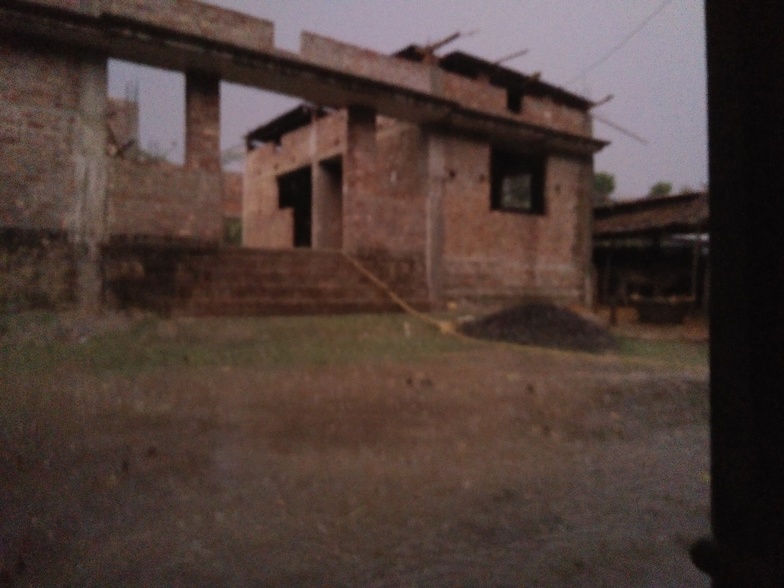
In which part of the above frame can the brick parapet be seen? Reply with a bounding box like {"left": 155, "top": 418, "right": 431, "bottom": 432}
{"left": 26, "top": 0, "right": 275, "bottom": 52}
{"left": 301, "top": 32, "right": 432, "bottom": 94}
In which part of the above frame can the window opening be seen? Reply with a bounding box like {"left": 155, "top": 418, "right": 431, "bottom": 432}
{"left": 490, "top": 149, "right": 545, "bottom": 214}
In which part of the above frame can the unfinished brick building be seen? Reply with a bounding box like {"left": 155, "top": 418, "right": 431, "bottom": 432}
{"left": 244, "top": 47, "right": 603, "bottom": 306}
{"left": 0, "top": 0, "right": 606, "bottom": 315}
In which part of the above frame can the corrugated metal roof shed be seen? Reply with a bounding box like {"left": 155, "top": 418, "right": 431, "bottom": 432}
{"left": 594, "top": 192, "right": 709, "bottom": 238}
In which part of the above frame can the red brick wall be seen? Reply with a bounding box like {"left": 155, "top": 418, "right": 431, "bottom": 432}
{"left": 108, "top": 159, "right": 222, "bottom": 241}
{"left": 436, "top": 71, "right": 507, "bottom": 114}
{"left": 21, "top": 1, "right": 275, "bottom": 51}
{"left": 0, "top": 40, "right": 80, "bottom": 231}
{"left": 439, "top": 135, "right": 590, "bottom": 303}
{"left": 301, "top": 33, "right": 432, "bottom": 94}
{"left": 352, "top": 118, "right": 428, "bottom": 254}
{"left": 185, "top": 72, "right": 221, "bottom": 173}
{"left": 520, "top": 95, "right": 591, "bottom": 137}
{"left": 243, "top": 111, "right": 347, "bottom": 248}
{"left": 243, "top": 111, "right": 592, "bottom": 304}
{"left": 222, "top": 172, "right": 242, "bottom": 218}
{"left": 0, "top": 229, "right": 76, "bottom": 311}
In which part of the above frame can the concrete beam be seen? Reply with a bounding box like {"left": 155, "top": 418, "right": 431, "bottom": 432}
{"left": 0, "top": 0, "right": 606, "bottom": 157}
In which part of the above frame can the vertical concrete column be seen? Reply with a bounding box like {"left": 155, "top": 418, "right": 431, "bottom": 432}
{"left": 343, "top": 106, "right": 377, "bottom": 253}
{"left": 575, "top": 155, "right": 594, "bottom": 306}
{"left": 690, "top": 4, "right": 784, "bottom": 587}
{"left": 185, "top": 71, "right": 221, "bottom": 173}
{"left": 73, "top": 52, "right": 108, "bottom": 311}
{"left": 425, "top": 131, "right": 446, "bottom": 307}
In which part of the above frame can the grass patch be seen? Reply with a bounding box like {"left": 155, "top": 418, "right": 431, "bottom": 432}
{"left": 616, "top": 337, "right": 708, "bottom": 368}
{"left": 0, "top": 311, "right": 710, "bottom": 376}
{"left": 0, "top": 312, "right": 477, "bottom": 375}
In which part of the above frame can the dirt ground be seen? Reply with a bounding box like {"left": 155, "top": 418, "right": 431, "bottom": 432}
{"left": 0, "top": 312, "right": 710, "bottom": 587}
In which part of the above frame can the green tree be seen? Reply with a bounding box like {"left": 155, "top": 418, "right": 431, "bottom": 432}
{"left": 648, "top": 181, "right": 673, "bottom": 197}
{"left": 593, "top": 172, "right": 616, "bottom": 205}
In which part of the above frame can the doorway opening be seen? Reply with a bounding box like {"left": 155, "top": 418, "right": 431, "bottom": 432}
{"left": 277, "top": 166, "right": 312, "bottom": 247}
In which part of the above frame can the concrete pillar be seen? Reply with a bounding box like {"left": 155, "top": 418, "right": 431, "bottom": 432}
{"left": 185, "top": 71, "right": 221, "bottom": 173}
{"left": 690, "top": 3, "right": 784, "bottom": 586}
{"left": 312, "top": 160, "right": 343, "bottom": 249}
{"left": 425, "top": 131, "right": 446, "bottom": 307}
{"left": 343, "top": 106, "right": 377, "bottom": 253}
{"left": 72, "top": 52, "right": 108, "bottom": 311}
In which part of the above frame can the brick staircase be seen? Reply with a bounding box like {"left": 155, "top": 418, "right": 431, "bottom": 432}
{"left": 103, "top": 244, "right": 430, "bottom": 316}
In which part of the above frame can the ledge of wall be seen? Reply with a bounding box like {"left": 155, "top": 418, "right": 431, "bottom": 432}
{"left": 301, "top": 32, "right": 433, "bottom": 95}
{"left": 20, "top": 0, "right": 275, "bottom": 52}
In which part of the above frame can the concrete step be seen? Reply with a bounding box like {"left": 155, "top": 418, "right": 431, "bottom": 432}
{"left": 104, "top": 245, "right": 430, "bottom": 317}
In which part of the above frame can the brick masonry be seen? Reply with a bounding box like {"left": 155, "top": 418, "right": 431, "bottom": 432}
{"left": 32, "top": 1, "right": 275, "bottom": 53}
{"left": 0, "top": 228, "right": 76, "bottom": 311}
{"left": 439, "top": 139, "right": 592, "bottom": 303}
{"left": 299, "top": 32, "right": 592, "bottom": 139}
{"left": 103, "top": 0, "right": 274, "bottom": 53}
{"left": 222, "top": 172, "right": 242, "bottom": 219}
{"left": 185, "top": 72, "right": 221, "bottom": 174}
{"left": 102, "top": 245, "right": 428, "bottom": 316}
{"left": 2, "top": 1, "right": 602, "bottom": 312}
{"left": 108, "top": 159, "right": 222, "bottom": 241}
{"left": 301, "top": 33, "right": 432, "bottom": 95}
{"left": 244, "top": 110, "right": 594, "bottom": 306}
{"left": 243, "top": 111, "right": 347, "bottom": 249}
{"left": 0, "top": 40, "right": 80, "bottom": 231}
{"left": 0, "top": 38, "right": 228, "bottom": 308}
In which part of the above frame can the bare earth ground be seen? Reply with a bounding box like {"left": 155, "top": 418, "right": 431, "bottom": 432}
{"left": 0, "top": 311, "right": 709, "bottom": 587}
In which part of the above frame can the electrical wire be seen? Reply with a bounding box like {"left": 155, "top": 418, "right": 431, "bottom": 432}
{"left": 566, "top": 0, "right": 675, "bottom": 86}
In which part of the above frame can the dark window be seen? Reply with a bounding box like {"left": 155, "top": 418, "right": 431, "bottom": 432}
{"left": 507, "top": 89, "right": 522, "bottom": 113}
{"left": 490, "top": 149, "right": 545, "bottom": 214}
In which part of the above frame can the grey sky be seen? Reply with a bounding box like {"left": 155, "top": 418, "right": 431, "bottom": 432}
{"left": 107, "top": 1, "right": 707, "bottom": 200}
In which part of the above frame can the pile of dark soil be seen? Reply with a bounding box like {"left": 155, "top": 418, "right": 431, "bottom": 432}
{"left": 459, "top": 302, "right": 617, "bottom": 353}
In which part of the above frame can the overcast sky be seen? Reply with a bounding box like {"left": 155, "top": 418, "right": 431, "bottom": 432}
{"left": 108, "top": 0, "right": 707, "bottom": 200}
